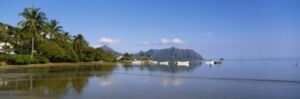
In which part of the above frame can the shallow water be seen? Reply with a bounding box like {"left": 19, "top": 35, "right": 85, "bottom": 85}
{"left": 0, "top": 60, "right": 300, "bottom": 99}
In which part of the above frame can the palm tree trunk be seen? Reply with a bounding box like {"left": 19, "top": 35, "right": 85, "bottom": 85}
{"left": 31, "top": 36, "right": 34, "bottom": 58}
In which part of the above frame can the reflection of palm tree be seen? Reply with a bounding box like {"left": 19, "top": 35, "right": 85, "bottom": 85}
{"left": 72, "top": 75, "right": 88, "bottom": 94}
{"left": 0, "top": 65, "right": 118, "bottom": 95}
{"left": 19, "top": 7, "right": 47, "bottom": 58}
{"left": 36, "top": 77, "right": 70, "bottom": 95}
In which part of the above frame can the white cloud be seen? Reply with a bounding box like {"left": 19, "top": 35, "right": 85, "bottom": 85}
{"left": 141, "top": 41, "right": 151, "bottom": 46}
{"left": 98, "top": 78, "right": 116, "bottom": 88}
{"left": 160, "top": 38, "right": 185, "bottom": 45}
{"left": 91, "top": 44, "right": 102, "bottom": 48}
{"left": 99, "top": 37, "right": 121, "bottom": 45}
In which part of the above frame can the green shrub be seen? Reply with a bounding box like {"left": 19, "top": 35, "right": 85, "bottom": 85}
{"left": 0, "top": 54, "right": 49, "bottom": 65}
{"left": 4, "top": 55, "right": 32, "bottom": 65}
{"left": 36, "top": 56, "right": 50, "bottom": 64}
{"left": 14, "top": 56, "right": 31, "bottom": 65}
{"left": 36, "top": 40, "right": 79, "bottom": 62}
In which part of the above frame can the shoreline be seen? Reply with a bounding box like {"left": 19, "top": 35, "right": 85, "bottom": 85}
{"left": 0, "top": 61, "right": 116, "bottom": 69}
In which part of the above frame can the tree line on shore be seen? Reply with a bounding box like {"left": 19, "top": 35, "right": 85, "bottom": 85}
{"left": 0, "top": 7, "right": 117, "bottom": 65}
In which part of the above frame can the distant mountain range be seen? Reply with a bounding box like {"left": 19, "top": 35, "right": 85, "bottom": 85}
{"left": 100, "top": 45, "right": 122, "bottom": 56}
{"left": 100, "top": 46, "right": 204, "bottom": 61}
{"left": 134, "top": 47, "right": 204, "bottom": 61}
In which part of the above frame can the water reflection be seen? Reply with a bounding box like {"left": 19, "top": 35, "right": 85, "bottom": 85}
{"left": 161, "top": 77, "right": 183, "bottom": 86}
{"left": 1, "top": 60, "right": 300, "bottom": 99}
{"left": 0, "top": 63, "right": 201, "bottom": 95}
{"left": 120, "top": 62, "right": 202, "bottom": 73}
{"left": 98, "top": 77, "right": 116, "bottom": 88}
{"left": 0, "top": 65, "right": 117, "bottom": 96}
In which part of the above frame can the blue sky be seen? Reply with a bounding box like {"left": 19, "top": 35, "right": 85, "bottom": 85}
{"left": 0, "top": 0, "right": 299, "bottom": 59}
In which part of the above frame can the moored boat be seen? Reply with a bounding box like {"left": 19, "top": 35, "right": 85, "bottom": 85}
{"left": 150, "top": 61, "right": 158, "bottom": 64}
{"left": 159, "top": 61, "right": 169, "bottom": 65}
{"left": 132, "top": 60, "right": 143, "bottom": 65}
{"left": 176, "top": 61, "right": 190, "bottom": 66}
{"left": 205, "top": 60, "right": 222, "bottom": 65}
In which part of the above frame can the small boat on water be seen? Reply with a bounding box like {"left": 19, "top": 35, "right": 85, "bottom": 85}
{"left": 159, "top": 61, "right": 169, "bottom": 65}
{"left": 205, "top": 60, "right": 222, "bottom": 65}
{"left": 176, "top": 61, "right": 190, "bottom": 66}
{"left": 150, "top": 61, "right": 158, "bottom": 64}
{"left": 132, "top": 60, "right": 143, "bottom": 65}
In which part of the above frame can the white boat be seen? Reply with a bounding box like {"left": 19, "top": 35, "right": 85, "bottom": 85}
{"left": 132, "top": 60, "right": 142, "bottom": 65}
{"left": 205, "top": 60, "right": 222, "bottom": 65}
{"left": 176, "top": 61, "right": 190, "bottom": 66}
{"left": 205, "top": 61, "right": 215, "bottom": 65}
{"left": 159, "top": 61, "right": 169, "bottom": 65}
{"left": 150, "top": 61, "right": 158, "bottom": 64}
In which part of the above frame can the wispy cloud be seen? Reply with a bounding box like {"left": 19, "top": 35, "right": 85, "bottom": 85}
{"left": 160, "top": 38, "right": 185, "bottom": 45}
{"left": 91, "top": 44, "right": 102, "bottom": 48}
{"left": 141, "top": 41, "right": 151, "bottom": 46}
{"left": 98, "top": 78, "right": 116, "bottom": 88}
{"left": 140, "top": 38, "right": 186, "bottom": 47}
{"left": 99, "top": 37, "right": 121, "bottom": 45}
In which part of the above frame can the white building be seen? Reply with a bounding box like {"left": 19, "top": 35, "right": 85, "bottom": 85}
{"left": 0, "top": 42, "right": 15, "bottom": 54}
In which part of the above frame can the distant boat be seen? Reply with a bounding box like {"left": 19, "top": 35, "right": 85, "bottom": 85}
{"left": 176, "top": 61, "right": 190, "bottom": 66}
{"left": 205, "top": 60, "right": 222, "bottom": 65}
{"left": 132, "top": 60, "right": 142, "bottom": 65}
{"left": 159, "top": 61, "right": 169, "bottom": 65}
{"left": 150, "top": 61, "right": 158, "bottom": 64}
{"left": 220, "top": 58, "right": 224, "bottom": 61}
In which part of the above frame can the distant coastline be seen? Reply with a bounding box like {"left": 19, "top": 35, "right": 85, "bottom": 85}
{"left": 0, "top": 61, "right": 115, "bottom": 69}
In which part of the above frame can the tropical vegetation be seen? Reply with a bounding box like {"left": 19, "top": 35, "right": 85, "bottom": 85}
{"left": 0, "top": 7, "right": 117, "bottom": 65}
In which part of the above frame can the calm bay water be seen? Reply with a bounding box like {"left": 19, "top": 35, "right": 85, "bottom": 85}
{"left": 0, "top": 60, "right": 300, "bottom": 99}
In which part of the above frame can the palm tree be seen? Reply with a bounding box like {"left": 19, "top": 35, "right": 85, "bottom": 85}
{"left": 9, "top": 27, "right": 22, "bottom": 45}
{"left": 63, "top": 32, "right": 72, "bottom": 43}
{"left": 0, "top": 23, "right": 10, "bottom": 54}
{"left": 46, "top": 20, "right": 62, "bottom": 40}
{"left": 53, "top": 31, "right": 72, "bottom": 44}
{"left": 18, "top": 7, "right": 47, "bottom": 58}
{"left": 9, "top": 27, "right": 23, "bottom": 53}
{"left": 0, "top": 23, "right": 7, "bottom": 41}
{"left": 73, "top": 34, "right": 88, "bottom": 54}
{"left": 0, "top": 23, "right": 6, "bottom": 33}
